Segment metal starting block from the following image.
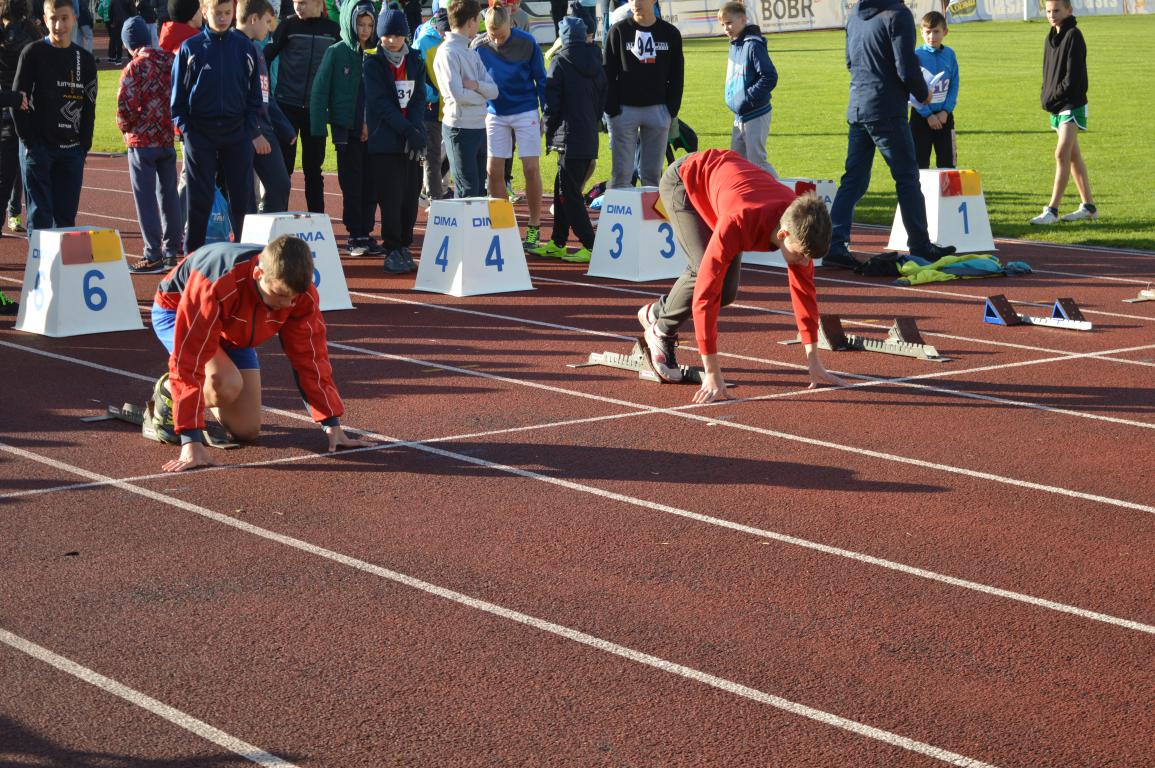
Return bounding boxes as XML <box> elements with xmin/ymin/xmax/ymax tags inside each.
<box><xmin>82</xmin><ymin>401</ymin><xmax>240</xmax><ymax>449</ymax></box>
<box><xmin>569</xmin><ymin>336</ymin><xmax>719</xmax><ymax>385</ymax></box>
<box><xmin>1122</xmin><ymin>284</ymin><xmax>1155</xmax><ymax>304</ymax></box>
<box><xmin>780</xmin><ymin>315</ymin><xmax>949</xmax><ymax>362</ymax></box>
<box><xmin>983</xmin><ymin>294</ymin><xmax>1092</xmax><ymax>331</ymax></box>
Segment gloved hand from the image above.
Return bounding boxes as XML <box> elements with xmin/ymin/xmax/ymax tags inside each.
<box><xmin>403</xmin><ymin>126</ymin><xmax>426</xmax><ymax>152</ymax></box>
<box><xmin>667</xmin><ymin>116</ymin><xmax>681</xmax><ymax>142</ymax></box>
<box><xmin>404</xmin><ymin>140</ymin><xmax>425</xmax><ymax>163</ymax></box>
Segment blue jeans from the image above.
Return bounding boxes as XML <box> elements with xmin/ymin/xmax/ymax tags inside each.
<box><xmin>128</xmin><ymin>146</ymin><xmax>183</xmax><ymax>260</ymax></box>
<box><xmin>442</xmin><ymin>124</ymin><xmax>487</xmax><ymax>198</ymax></box>
<box><xmin>829</xmin><ymin>117</ymin><xmax>930</xmax><ymax>256</ymax></box>
<box><xmin>18</xmin><ymin>143</ymin><xmax>86</xmax><ymax>234</ymax></box>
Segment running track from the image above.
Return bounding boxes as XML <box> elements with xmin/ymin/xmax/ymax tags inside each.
<box><xmin>1</xmin><ymin>156</ymin><xmax>1153</xmax><ymax>767</ymax></box>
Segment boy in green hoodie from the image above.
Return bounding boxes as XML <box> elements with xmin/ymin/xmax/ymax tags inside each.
<box><xmin>311</xmin><ymin>0</ymin><xmax>381</xmax><ymax>256</ymax></box>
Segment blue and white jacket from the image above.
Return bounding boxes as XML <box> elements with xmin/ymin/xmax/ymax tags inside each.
<box><xmin>912</xmin><ymin>43</ymin><xmax>959</xmax><ymax>118</ymax></box>
<box><xmin>472</xmin><ymin>28</ymin><xmax>546</xmax><ymax>117</ymax></box>
<box><xmin>724</xmin><ymin>24</ymin><xmax>777</xmax><ymax>124</ymax></box>
<box><xmin>171</xmin><ymin>27</ymin><xmax>263</xmax><ymax>139</ymax></box>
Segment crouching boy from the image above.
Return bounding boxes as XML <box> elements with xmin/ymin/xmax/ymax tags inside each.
<box><xmin>150</xmin><ymin>235</ymin><xmax>372</xmax><ymax>472</ymax></box>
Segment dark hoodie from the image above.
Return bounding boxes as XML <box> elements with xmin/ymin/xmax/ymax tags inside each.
<box><xmin>1041</xmin><ymin>15</ymin><xmax>1086</xmax><ymax>113</ymax></box>
<box><xmin>544</xmin><ymin>16</ymin><xmax>605</xmax><ymax>159</ymax></box>
<box><xmin>844</xmin><ymin>0</ymin><xmax>926</xmax><ymax>122</ymax></box>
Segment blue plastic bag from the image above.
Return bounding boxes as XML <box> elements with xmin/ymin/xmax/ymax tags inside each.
<box><xmin>205</xmin><ymin>188</ymin><xmax>233</xmax><ymax>245</ymax></box>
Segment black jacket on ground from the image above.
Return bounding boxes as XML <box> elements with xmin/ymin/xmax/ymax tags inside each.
<box><xmin>1041</xmin><ymin>15</ymin><xmax>1087</xmax><ymax>113</ymax></box>
<box><xmin>545</xmin><ymin>34</ymin><xmax>606</xmax><ymax>159</ymax></box>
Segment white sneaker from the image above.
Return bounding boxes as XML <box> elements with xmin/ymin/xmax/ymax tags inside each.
<box><xmin>637</xmin><ymin>303</ymin><xmax>682</xmax><ymax>383</ymax></box>
<box><xmin>1029</xmin><ymin>208</ymin><xmax>1059</xmax><ymax>225</ymax></box>
<box><xmin>1060</xmin><ymin>204</ymin><xmax>1098</xmax><ymax>222</ymax></box>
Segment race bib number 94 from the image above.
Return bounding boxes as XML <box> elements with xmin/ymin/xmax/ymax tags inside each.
<box><xmin>396</xmin><ymin>80</ymin><xmax>415</xmax><ymax>109</ymax></box>
<box><xmin>631</xmin><ymin>31</ymin><xmax>655</xmax><ymax>63</ymax></box>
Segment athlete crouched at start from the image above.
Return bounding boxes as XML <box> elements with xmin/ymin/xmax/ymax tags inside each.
<box><xmin>150</xmin><ymin>234</ymin><xmax>371</xmax><ymax>472</ymax></box>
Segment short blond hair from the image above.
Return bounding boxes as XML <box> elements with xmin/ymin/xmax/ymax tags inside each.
<box><xmin>779</xmin><ymin>193</ymin><xmax>831</xmax><ymax>260</ymax></box>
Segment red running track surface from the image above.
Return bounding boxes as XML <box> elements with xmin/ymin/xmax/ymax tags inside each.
<box><xmin>1</xmin><ymin>156</ymin><xmax>1153</xmax><ymax>767</ymax></box>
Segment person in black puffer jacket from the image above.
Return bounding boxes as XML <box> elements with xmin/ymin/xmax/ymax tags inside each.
<box><xmin>534</xmin><ymin>13</ymin><xmax>605</xmax><ymax>263</ymax></box>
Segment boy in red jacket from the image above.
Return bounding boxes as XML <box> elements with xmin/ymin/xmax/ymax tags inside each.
<box><xmin>150</xmin><ymin>235</ymin><xmax>371</xmax><ymax>472</ymax></box>
<box><xmin>637</xmin><ymin>149</ymin><xmax>844</xmax><ymax>404</ymax></box>
<box><xmin>119</xmin><ymin>16</ymin><xmax>184</xmax><ymax>273</ymax></box>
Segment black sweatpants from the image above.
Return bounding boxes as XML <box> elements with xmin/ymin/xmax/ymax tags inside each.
<box><xmin>549</xmin><ymin>153</ymin><xmax>595</xmax><ymax>249</ymax></box>
<box><xmin>910</xmin><ymin>110</ymin><xmax>956</xmax><ymax>169</ymax></box>
<box><xmin>278</xmin><ymin>102</ymin><xmax>327</xmax><ymax>213</ymax></box>
<box><xmin>371</xmin><ymin>152</ymin><xmax>422</xmax><ymax>252</ymax></box>
<box><xmin>335</xmin><ymin>140</ymin><xmax>377</xmax><ymax>239</ymax></box>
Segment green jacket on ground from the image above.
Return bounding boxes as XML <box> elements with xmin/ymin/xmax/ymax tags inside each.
<box><xmin>310</xmin><ymin>0</ymin><xmax>378</xmax><ymax>137</ymax></box>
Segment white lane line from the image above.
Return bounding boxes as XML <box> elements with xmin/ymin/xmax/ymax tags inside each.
<box><xmin>3</xmin><ymin>343</ymin><xmax>1154</xmax><ymax>635</ymax></box>
<box><xmin>344</xmin><ymin>290</ymin><xmax>1155</xmax><ymax>428</ymax></box>
<box><xmin>0</xmin><ymin>628</ymin><xmax>298</xmax><ymax>767</ymax></box>
<box><xmin>0</xmin><ymin>443</ymin><xmax>999</xmax><ymax>768</ymax></box>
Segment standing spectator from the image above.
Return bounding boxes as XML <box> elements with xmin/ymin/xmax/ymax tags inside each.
<box><xmin>434</xmin><ymin>0</ymin><xmax>497</xmax><ymax>199</ymax></box>
<box><xmin>1030</xmin><ymin>0</ymin><xmax>1097</xmax><ymax>224</ymax></box>
<box><xmin>105</xmin><ymin>0</ymin><xmax>133</xmax><ymax>63</ymax></box>
<box><xmin>363</xmin><ymin>8</ymin><xmax>425</xmax><ymax>273</ymax></box>
<box><xmin>414</xmin><ymin>7</ymin><xmax>449</xmax><ymax>202</ymax></box>
<box><xmin>910</xmin><ymin>11</ymin><xmax>959</xmax><ymax>169</ymax></box>
<box><xmin>237</xmin><ymin>0</ymin><xmax>294</xmax><ymax>215</ymax></box>
<box><xmin>310</xmin><ymin>0</ymin><xmax>379</xmax><ymax>255</ymax></box>
<box><xmin>77</xmin><ymin>0</ymin><xmax>93</xmax><ymax>51</ymax></box>
<box><xmin>718</xmin><ymin>0</ymin><xmax>777</xmax><ymax>176</ymax></box>
<box><xmin>533</xmin><ymin>13</ymin><xmax>604</xmax><ymax>263</ymax></box>
<box><xmin>603</xmin><ymin>0</ymin><xmax>683</xmax><ymax>189</ymax></box>
<box><xmin>13</xmin><ymin>0</ymin><xmax>96</xmax><ymax>233</ymax></box>
<box><xmin>135</xmin><ymin>0</ymin><xmax>156</xmax><ymax>43</ymax></box>
<box><xmin>263</xmin><ymin>0</ymin><xmax>338</xmax><ymax>214</ymax></box>
<box><xmin>119</xmin><ymin>15</ymin><xmax>182</xmax><ymax>272</ymax></box>
<box><xmin>472</xmin><ymin>2</ymin><xmax>546</xmax><ymax>249</ymax></box>
<box><xmin>0</xmin><ymin>0</ymin><xmax>42</xmax><ymax>235</ymax></box>
<box><xmin>171</xmin><ymin>0</ymin><xmax>262</xmax><ymax>252</ymax></box>
<box><xmin>823</xmin><ymin>0</ymin><xmax>955</xmax><ymax>269</ymax></box>
<box><xmin>158</xmin><ymin>0</ymin><xmax>199</xmax><ymax>54</ymax></box>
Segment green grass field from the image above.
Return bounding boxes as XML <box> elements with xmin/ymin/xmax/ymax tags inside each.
<box><xmin>92</xmin><ymin>15</ymin><xmax>1155</xmax><ymax>250</ymax></box>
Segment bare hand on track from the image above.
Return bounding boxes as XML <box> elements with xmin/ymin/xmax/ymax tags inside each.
<box><xmin>326</xmin><ymin>425</ymin><xmax>374</xmax><ymax>452</ymax></box>
<box><xmin>162</xmin><ymin>442</ymin><xmax>216</xmax><ymax>473</ymax></box>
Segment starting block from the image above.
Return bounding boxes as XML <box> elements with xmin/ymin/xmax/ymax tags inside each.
<box><xmin>81</xmin><ymin>401</ymin><xmax>240</xmax><ymax>449</ymax></box>
<box><xmin>743</xmin><ymin>178</ymin><xmax>836</xmax><ymax>268</ymax></box>
<box><xmin>983</xmin><ymin>294</ymin><xmax>1092</xmax><ymax>331</ymax></box>
<box><xmin>15</xmin><ymin>228</ymin><xmax>145</xmax><ymax>338</ymax></box>
<box><xmin>1123</xmin><ymin>284</ymin><xmax>1155</xmax><ymax>304</ymax></box>
<box><xmin>240</xmin><ymin>212</ymin><xmax>353</xmax><ymax>311</ymax></box>
<box><xmin>780</xmin><ymin>315</ymin><xmax>950</xmax><ymax>362</ymax></box>
<box><xmin>586</xmin><ymin>187</ymin><xmax>685</xmax><ymax>282</ymax></box>
<box><xmin>414</xmin><ymin>197</ymin><xmax>534</xmax><ymax>296</ymax></box>
<box><xmin>568</xmin><ymin>336</ymin><xmax>719</xmax><ymax>385</ymax></box>
<box><xmin>888</xmin><ymin>169</ymin><xmax>995</xmax><ymax>254</ymax></box>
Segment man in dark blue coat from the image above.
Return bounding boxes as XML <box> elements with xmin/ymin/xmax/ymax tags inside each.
<box><xmin>824</xmin><ymin>0</ymin><xmax>955</xmax><ymax>268</ymax></box>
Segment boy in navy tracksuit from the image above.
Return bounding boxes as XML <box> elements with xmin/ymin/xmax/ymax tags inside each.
<box><xmin>533</xmin><ymin>14</ymin><xmax>604</xmax><ymax>264</ymax></box>
<box><xmin>910</xmin><ymin>11</ymin><xmax>959</xmax><ymax>169</ymax></box>
<box><xmin>364</xmin><ymin>9</ymin><xmax>426</xmax><ymax>274</ymax></box>
<box><xmin>718</xmin><ymin>1</ymin><xmax>777</xmax><ymax>177</ymax></box>
<box><xmin>171</xmin><ymin>0</ymin><xmax>263</xmax><ymax>252</ymax></box>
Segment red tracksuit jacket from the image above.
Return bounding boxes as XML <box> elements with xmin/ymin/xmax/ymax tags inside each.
<box><xmin>678</xmin><ymin>149</ymin><xmax>820</xmax><ymax>355</ymax></box>
<box><xmin>154</xmin><ymin>243</ymin><xmax>344</xmax><ymax>435</ymax></box>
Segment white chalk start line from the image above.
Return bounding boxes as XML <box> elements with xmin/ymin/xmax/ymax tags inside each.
<box><xmin>0</xmin><ymin>441</ymin><xmax>999</xmax><ymax>768</ymax></box>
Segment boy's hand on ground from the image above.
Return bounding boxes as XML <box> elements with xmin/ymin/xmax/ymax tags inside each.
<box><xmin>326</xmin><ymin>425</ymin><xmax>374</xmax><ymax>452</ymax></box>
<box><xmin>692</xmin><ymin>371</ymin><xmax>733</xmax><ymax>405</ymax></box>
<box><xmin>807</xmin><ymin>361</ymin><xmax>846</xmax><ymax>389</ymax></box>
<box><xmin>162</xmin><ymin>442</ymin><xmax>215</xmax><ymax>473</ymax></box>
<box><xmin>253</xmin><ymin>136</ymin><xmax>271</xmax><ymax>155</ymax></box>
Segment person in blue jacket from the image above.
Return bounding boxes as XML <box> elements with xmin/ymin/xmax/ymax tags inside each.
<box><xmin>364</xmin><ymin>8</ymin><xmax>426</xmax><ymax>274</ymax></box>
<box><xmin>237</xmin><ymin>0</ymin><xmax>294</xmax><ymax>213</ymax></box>
<box><xmin>171</xmin><ymin>0</ymin><xmax>263</xmax><ymax>252</ymax></box>
<box><xmin>718</xmin><ymin>1</ymin><xmax>777</xmax><ymax>176</ymax></box>
<box><xmin>910</xmin><ymin>11</ymin><xmax>959</xmax><ymax>169</ymax></box>
<box><xmin>823</xmin><ymin>0</ymin><xmax>955</xmax><ymax>270</ymax></box>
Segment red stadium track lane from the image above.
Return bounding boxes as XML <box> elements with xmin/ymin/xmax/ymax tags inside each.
<box><xmin>0</xmin><ymin>462</ymin><xmax>988</xmax><ymax>768</ymax></box>
<box><xmin>0</xmin><ymin>630</ymin><xmax>299</xmax><ymax>766</ymax></box>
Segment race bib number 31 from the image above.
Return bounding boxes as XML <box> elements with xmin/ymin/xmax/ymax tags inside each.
<box><xmin>396</xmin><ymin>80</ymin><xmax>415</xmax><ymax>109</ymax></box>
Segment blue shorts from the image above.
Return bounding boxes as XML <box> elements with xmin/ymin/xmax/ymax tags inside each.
<box><xmin>151</xmin><ymin>303</ymin><xmax>260</xmax><ymax>370</ymax></box>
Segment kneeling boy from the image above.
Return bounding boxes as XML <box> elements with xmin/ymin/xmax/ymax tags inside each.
<box><xmin>637</xmin><ymin>149</ymin><xmax>844</xmax><ymax>404</ymax></box>
<box><xmin>151</xmin><ymin>235</ymin><xmax>371</xmax><ymax>472</ymax></box>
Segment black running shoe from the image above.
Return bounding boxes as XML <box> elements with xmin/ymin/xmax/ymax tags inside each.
<box><xmin>383</xmin><ymin>249</ymin><xmax>410</xmax><ymax>274</ymax></box>
<box><xmin>913</xmin><ymin>243</ymin><xmax>957</xmax><ymax>260</ymax></box>
<box><xmin>820</xmin><ymin>249</ymin><xmax>861</xmax><ymax>270</ymax></box>
<box><xmin>130</xmin><ymin>256</ymin><xmax>166</xmax><ymax>274</ymax></box>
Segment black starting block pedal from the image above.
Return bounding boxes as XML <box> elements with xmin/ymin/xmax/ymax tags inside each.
<box><xmin>983</xmin><ymin>294</ymin><xmax>1092</xmax><ymax>331</ymax></box>
<box><xmin>780</xmin><ymin>315</ymin><xmax>949</xmax><ymax>362</ymax></box>
<box><xmin>1122</xmin><ymin>284</ymin><xmax>1155</xmax><ymax>304</ymax></box>
<box><xmin>82</xmin><ymin>401</ymin><xmax>240</xmax><ymax>449</ymax></box>
<box><xmin>569</xmin><ymin>337</ymin><xmax>730</xmax><ymax>387</ymax></box>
